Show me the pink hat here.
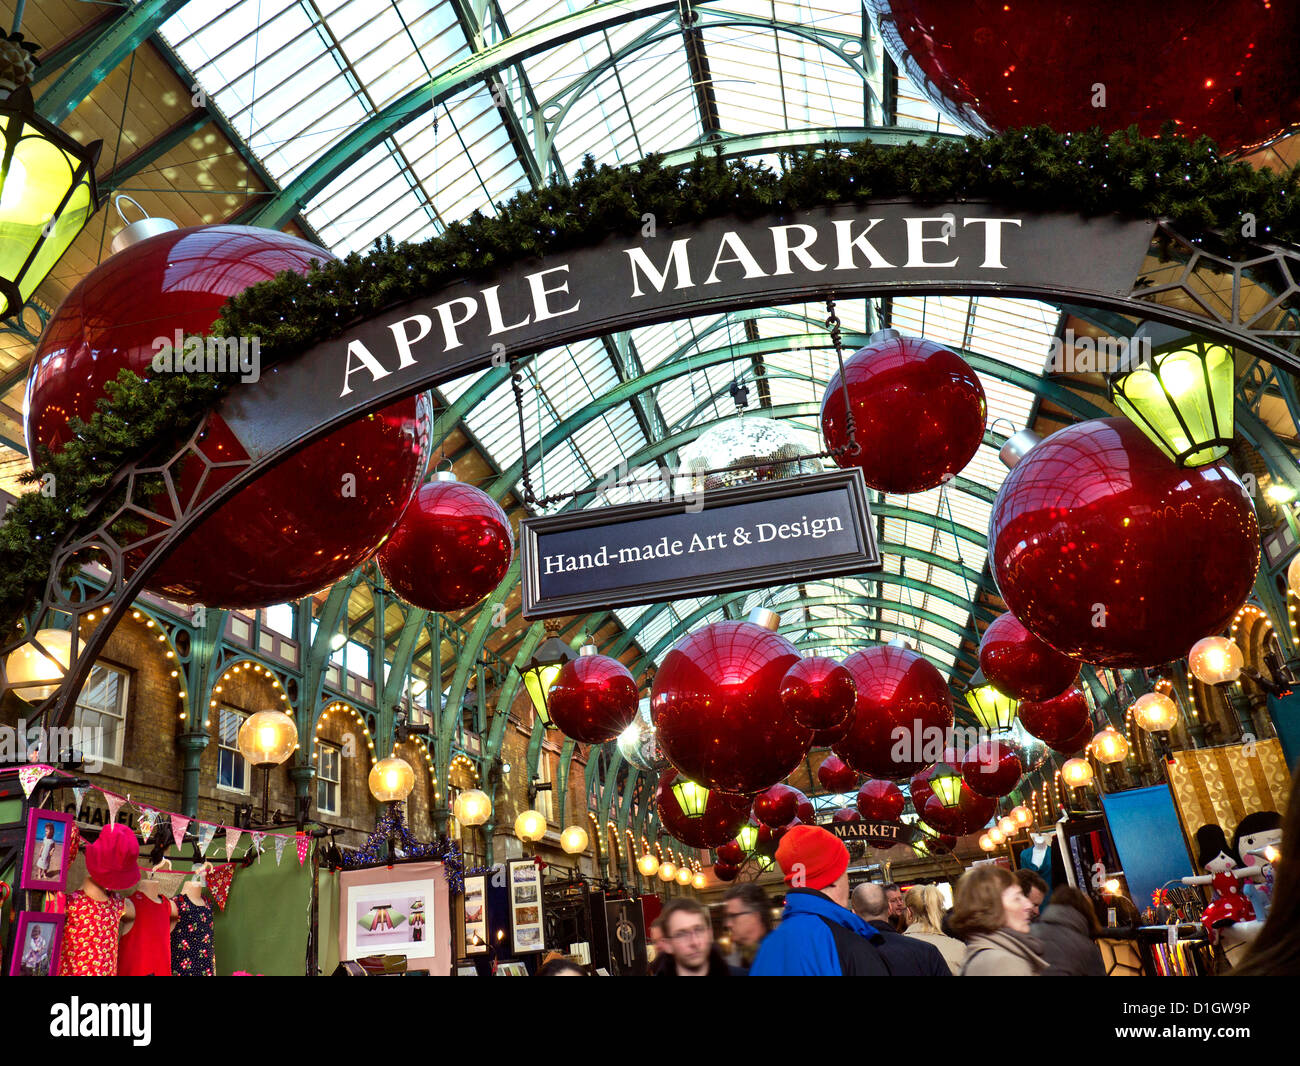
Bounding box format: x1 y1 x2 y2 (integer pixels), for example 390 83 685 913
84 823 140 892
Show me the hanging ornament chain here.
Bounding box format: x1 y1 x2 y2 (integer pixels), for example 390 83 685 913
511 298 860 509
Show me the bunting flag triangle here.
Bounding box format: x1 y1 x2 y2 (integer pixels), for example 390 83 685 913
18 765 51 797
208 864 235 910
170 814 191 850
197 823 218 856
250 832 266 860
296 833 310 866
225 826 242 860
274 835 288 866
73 787 88 819
103 791 125 824
137 808 159 842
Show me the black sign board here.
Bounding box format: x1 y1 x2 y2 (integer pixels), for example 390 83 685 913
829 821 919 846
519 468 879 619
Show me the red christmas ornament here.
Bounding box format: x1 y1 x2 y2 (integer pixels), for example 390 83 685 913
958 787 999 836
655 768 752 849
921 793 965 835
833 645 954 779
990 418 1259 668
810 715 854 748
928 834 958 855
867 1 1300 156
1017 687 1092 749
712 862 739 883
543 649 639 744
754 822 781 857
831 807 862 824
909 769 934 814
857 779 906 822
27 225 429 607
821 330 986 494
817 754 859 794
378 475 513 612
1053 723 1097 756
979 612 1079 702
652 619 809 794
715 840 746 867
961 740 1024 799
794 795 815 825
752 783 800 829
779 657 856 730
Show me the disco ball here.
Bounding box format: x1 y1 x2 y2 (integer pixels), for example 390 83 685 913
616 698 668 771
1003 718 1050 774
677 413 822 492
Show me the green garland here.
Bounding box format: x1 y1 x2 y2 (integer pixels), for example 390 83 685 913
3 125 1297 641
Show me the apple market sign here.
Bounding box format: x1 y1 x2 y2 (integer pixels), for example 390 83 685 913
829 822 920 846
519 468 879 618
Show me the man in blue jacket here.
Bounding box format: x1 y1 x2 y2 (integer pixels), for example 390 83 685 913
749 824 891 976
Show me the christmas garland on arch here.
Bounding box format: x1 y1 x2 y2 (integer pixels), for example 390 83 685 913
1 124 1297 641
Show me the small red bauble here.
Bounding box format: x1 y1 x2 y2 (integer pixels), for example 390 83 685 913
990 418 1259 668
909 769 934 814
928 834 958 855
979 612 1079 702
1017 687 1092 749
715 840 746 867
834 645 955 779
754 823 781 857
544 652 638 744
817 754 859 794
867 1 1300 155
831 807 862 824
1053 723 1097 756
27 225 430 606
821 331 986 494
780 657 856 730
961 740 1024 799
378 476 513 612
857 779 906 822
712 862 739 883
752 783 801 829
652 620 810 794
655 769 753 849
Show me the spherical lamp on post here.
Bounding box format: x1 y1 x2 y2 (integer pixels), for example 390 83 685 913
987 825 1006 846
369 756 415 804
5 628 71 701
1010 804 1033 828
675 865 693 887
452 788 492 827
560 825 589 855
1131 692 1180 733
692 871 707 890
1188 636 1244 685
1090 728 1129 764
237 710 299 824
657 859 677 883
518 619 578 730
514 809 547 844
637 852 660 878
979 833 996 853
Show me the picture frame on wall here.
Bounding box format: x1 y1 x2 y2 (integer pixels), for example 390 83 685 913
507 859 546 955
462 873 488 956
337 862 451 974
21 810 74 892
9 912 64 976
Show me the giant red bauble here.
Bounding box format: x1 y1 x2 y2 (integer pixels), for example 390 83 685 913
715 840 746 867
652 621 810 794
957 787 999 835
961 740 1023 798
378 478 513 612
979 611 1079 701
780 657 856 730
543 652 639 744
867 1 1300 155
817 754 859 794
655 768 753 849
921 794 965 835
990 418 1259 668
26 225 429 606
712 862 739 882
752 783 800 829
833 645 955 779
1016 687 1092 749
831 807 862 824
857 778 906 822
1053 723 1097 756
821 331 986 494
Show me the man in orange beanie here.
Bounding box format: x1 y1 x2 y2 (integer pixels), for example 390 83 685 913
749 824 891 976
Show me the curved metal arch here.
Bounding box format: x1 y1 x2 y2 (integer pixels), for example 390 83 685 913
789 637 960 677
778 617 976 668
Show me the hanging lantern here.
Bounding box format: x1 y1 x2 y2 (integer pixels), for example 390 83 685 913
1188 636 1245 685
672 777 710 818
1109 324 1235 467
5 628 71 700
1061 758 1095 788
964 669 1020 733
657 860 678 882
1091 728 1130 764
1131 692 1180 732
735 824 760 855
928 762 964 809
637 852 660 877
979 834 996 852
236 710 298 768
452 788 492 827
369 757 415 803
656 768 751 849
547 641 639 743
513 809 547 843
560 825 589 855
1011 804 1034 827
675 865 693 887
692 872 708 890
0 78 102 318
978 612 1079 702
519 620 578 730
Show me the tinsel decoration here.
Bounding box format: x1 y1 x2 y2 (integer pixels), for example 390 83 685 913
338 802 489 897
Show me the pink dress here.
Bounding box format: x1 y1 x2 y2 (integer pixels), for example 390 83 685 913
56 892 126 976
1201 870 1255 933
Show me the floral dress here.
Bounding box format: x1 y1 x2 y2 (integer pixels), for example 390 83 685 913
56 892 126 976
171 894 215 976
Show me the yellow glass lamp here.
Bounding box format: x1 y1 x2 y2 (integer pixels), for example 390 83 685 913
560 825 589 855
1188 636 1244 685
657 860 677 882
979 834 996 852
675 865 693 886
1131 692 1179 732
929 762 964 808
988 825 1005 845
1090 728 1129 764
369 756 415 802
637 852 660 877
1010 805 1033 827
514 809 547 843
1062 757 1095 787
735 824 759 855
5 628 72 700
452 788 492 827
692 872 707 890
237 710 298 768
672 777 710 818
998 816 1017 837
518 620 578 729
965 669 1019 732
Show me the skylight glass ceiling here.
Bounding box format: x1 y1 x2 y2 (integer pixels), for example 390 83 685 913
150 0 1063 687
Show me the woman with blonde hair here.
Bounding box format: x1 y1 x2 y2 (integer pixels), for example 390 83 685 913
903 885 966 975
950 865 1047 976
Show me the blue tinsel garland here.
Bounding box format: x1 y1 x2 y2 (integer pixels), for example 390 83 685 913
338 802 490 896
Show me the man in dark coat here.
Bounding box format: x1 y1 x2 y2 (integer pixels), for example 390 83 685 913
850 883 952 976
750 825 891 976
1030 888 1107 977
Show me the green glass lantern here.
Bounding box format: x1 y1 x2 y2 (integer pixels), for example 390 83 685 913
964 669 1019 733
929 762 963 809
671 777 710 818
1108 323 1235 467
0 83 102 317
518 619 577 730
735 824 759 855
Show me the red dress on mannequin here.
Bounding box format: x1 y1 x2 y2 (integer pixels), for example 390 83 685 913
56 892 126 976
119 891 174 976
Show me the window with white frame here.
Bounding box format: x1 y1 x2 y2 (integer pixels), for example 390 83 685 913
72 663 129 767
217 707 249 793
263 603 295 640
317 741 341 815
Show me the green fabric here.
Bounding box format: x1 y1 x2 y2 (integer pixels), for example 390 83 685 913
318 865 340 977
212 851 313 976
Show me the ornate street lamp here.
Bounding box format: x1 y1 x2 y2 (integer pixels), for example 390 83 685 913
964 669 1019 733
237 710 299 823
928 761 964 809
518 619 578 729
1131 692 1179 732
5 627 71 700
671 777 710 818
1090 728 1130 765
560 825 589 854
1108 323 1234 467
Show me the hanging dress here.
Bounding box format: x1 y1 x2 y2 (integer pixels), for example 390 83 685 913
171 894 215 976
56 892 126 976
120 891 174 976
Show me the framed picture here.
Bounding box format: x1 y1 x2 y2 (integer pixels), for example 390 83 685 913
507 859 546 955
337 862 450 974
495 960 528 976
9 912 64 976
462 873 488 956
21 810 74 892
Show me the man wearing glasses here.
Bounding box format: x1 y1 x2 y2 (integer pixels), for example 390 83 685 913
722 883 772 974
654 898 739 976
